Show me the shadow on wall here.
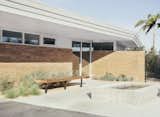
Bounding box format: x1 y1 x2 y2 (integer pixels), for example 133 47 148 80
72 51 113 70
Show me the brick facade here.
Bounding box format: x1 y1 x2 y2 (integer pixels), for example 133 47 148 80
0 43 112 73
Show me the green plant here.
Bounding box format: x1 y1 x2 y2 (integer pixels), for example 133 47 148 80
93 73 134 82
103 73 115 81
94 73 115 81
0 74 15 93
118 74 128 81
29 71 48 80
17 73 40 96
1 72 41 98
29 71 72 80
4 88 19 99
1 71 73 99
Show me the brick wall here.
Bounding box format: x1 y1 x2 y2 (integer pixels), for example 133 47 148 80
0 43 74 62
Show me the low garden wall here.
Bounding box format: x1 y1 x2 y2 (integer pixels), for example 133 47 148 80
0 62 72 79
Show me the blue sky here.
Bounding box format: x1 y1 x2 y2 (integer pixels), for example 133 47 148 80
39 0 160 52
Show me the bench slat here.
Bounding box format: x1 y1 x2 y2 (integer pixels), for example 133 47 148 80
35 77 80 84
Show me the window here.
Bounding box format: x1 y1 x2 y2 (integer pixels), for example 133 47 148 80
72 41 91 52
43 38 55 45
25 33 40 45
93 42 113 50
72 41 90 47
72 41 80 47
2 30 22 43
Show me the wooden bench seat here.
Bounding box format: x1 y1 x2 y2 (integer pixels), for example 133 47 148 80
35 77 80 93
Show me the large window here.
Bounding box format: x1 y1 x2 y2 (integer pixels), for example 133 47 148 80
2 30 22 43
93 42 113 50
43 38 55 45
25 33 40 45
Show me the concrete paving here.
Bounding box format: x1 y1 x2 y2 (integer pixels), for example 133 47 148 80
0 101 104 117
10 79 160 117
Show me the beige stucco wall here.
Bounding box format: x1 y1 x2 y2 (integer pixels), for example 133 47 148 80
90 51 145 82
0 62 72 79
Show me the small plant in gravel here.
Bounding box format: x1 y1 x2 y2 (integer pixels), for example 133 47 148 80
93 73 134 82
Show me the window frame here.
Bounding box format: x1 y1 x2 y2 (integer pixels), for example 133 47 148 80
43 37 56 46
24 33 40 45
2 30 23 44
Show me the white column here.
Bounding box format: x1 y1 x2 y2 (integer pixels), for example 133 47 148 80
79 41 83 77
22 33 25 44
40 34 43 45
0 28 2 42
113 41 117 51
89 41 92 78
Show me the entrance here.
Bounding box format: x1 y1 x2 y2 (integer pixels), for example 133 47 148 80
72 41 93 86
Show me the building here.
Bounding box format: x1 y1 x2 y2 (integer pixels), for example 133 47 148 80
0 0 145 81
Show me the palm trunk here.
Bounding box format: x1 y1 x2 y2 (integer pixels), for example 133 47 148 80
152 27 156 49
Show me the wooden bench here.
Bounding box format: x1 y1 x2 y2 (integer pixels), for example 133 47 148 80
35 77 80 93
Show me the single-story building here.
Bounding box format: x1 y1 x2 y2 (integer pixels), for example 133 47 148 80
0 0 145 81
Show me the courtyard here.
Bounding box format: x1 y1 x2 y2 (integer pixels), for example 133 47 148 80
1 79 160 117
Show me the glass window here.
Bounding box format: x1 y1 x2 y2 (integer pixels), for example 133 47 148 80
2 30 22 43
25 33 39 45
43 38 55 45
72 41 90 47
93 42 113 50
72 41 80 47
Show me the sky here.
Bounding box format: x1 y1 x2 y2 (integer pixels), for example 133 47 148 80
39 0 160 52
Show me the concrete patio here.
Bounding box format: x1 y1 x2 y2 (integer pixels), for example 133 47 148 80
1 79 160 117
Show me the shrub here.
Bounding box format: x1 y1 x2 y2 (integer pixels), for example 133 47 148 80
17 74 40 96
118 74 128 81
27 71 47 80
1 71 72 98
0 74 15 93
28 84 40 95
0 72 41 98
102 73 115 81
31 71 72 80
93 73 134 82
4 88 19 99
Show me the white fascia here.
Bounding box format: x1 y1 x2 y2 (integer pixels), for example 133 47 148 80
0 0 139 46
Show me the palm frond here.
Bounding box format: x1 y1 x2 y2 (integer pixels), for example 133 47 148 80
142 25 148 31
146 23 154 33
135 20 146 27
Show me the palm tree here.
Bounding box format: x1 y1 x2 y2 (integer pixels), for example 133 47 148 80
135 14 160 49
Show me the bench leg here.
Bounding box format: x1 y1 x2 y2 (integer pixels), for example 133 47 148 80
64 81 67 90
45 83 48 94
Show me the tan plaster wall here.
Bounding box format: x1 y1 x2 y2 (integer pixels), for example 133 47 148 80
0 62 72 79
89 51 145 82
